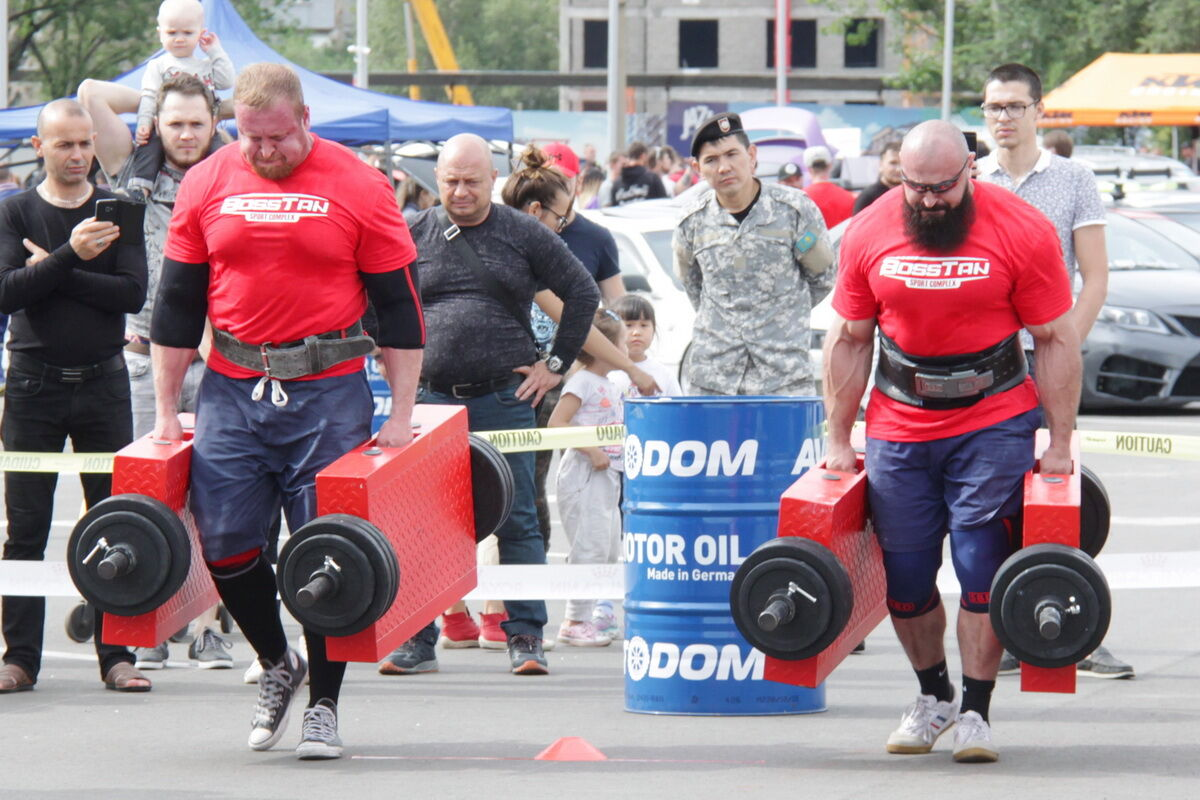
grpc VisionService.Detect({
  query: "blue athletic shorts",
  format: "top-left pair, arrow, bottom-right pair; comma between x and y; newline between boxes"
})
865,408 -> 1040,553
189,370 -> 372,562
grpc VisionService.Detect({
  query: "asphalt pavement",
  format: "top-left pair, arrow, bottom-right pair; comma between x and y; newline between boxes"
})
1,409 -> 1198,799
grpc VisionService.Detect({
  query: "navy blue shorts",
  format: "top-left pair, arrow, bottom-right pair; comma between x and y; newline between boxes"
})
865,408 -> 1039,553
189,370 -> 372,562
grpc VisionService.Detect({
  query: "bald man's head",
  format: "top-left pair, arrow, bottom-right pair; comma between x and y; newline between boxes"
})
436,134 -> 497,226
32,99 -> 96,190
898,121 -> 975,252
36,99 -> 91,139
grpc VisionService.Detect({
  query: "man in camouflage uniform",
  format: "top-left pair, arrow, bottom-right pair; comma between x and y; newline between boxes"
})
674,113 -> 834,395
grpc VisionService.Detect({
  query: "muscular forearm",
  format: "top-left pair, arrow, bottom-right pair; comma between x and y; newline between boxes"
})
378,347 -> 422,425
152,343 -> 199,421
822,323 -> 873,447
1032,335 -> 1081,447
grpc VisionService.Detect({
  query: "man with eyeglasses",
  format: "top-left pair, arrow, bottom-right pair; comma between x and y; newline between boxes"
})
675,112 -> 834,396
825,120 -> 1081,762
976,64 -> 1129,681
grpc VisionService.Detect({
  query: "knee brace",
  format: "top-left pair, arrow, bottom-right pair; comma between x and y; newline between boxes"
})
882,545 -> 943,619
950,518 -> 1017,613
207,547 -> 263,579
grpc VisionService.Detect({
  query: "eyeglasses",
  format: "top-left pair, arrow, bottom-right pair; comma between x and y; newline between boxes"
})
900,155 -> 970,195
534,204 -> 570,233
981,102 -> 1035,119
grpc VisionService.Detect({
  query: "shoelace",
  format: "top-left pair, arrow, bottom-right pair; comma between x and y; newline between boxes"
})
900,696 -> 937,732
957,713 -> 989,741
510,633 -> 541,651
198,630 -> 232,654
251,375 -> 289,407
252,657 -> 294,728
302,705 -> 337,741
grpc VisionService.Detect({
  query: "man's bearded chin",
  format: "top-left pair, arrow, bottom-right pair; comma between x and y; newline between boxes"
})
904,189 -> 975,252
253,159 -> 295,180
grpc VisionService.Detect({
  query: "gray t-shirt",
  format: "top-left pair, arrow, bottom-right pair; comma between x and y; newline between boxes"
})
119,158 -> 185,340
409,204 -> 600,386
977,149 -> 1106,286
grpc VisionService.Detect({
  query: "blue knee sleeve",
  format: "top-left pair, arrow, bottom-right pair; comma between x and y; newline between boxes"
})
950,518 -> 1018,612
882,545 -> 943,619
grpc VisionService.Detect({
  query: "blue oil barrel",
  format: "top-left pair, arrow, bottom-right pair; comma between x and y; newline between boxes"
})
623,396 -> 827,715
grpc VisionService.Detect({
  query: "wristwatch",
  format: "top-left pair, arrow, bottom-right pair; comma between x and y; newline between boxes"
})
544,354 -> 567,375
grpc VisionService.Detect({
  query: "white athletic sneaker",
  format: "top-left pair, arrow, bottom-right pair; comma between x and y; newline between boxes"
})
885,690 -> 960,754
953,711 -> 999,763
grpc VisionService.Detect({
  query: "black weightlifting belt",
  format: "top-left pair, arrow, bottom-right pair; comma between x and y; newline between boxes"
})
212,322 -> 376,381
874,331 -> 1027,410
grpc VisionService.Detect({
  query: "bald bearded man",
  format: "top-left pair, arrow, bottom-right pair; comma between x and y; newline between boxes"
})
824,120 -> 1081,763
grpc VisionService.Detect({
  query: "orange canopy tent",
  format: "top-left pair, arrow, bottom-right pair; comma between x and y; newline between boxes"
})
1040,53 -> 1200,127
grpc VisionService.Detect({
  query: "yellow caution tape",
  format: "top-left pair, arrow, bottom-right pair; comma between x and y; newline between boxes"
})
2,426 -> 1198,471
477,424 -> 626,453
0,452 -> 115,474
1076,430 -> 1200,460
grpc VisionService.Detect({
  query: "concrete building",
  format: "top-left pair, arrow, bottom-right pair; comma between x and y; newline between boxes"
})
559,0 -> 906,113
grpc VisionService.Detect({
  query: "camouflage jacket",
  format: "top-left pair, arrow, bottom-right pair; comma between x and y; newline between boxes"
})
673,182 -> 833,395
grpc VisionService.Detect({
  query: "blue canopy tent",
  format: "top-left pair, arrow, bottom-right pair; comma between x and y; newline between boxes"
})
0,0 -> 512,145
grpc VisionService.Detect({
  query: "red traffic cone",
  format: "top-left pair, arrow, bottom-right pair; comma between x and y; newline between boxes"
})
534,737 -> 608,761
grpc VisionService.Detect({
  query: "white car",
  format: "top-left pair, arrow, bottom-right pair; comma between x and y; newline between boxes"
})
579,207 -> 694,376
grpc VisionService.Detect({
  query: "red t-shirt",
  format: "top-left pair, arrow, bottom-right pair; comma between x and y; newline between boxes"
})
803,181 -> 855,229
165,134 -> 418,380
833,180 -> 1072,442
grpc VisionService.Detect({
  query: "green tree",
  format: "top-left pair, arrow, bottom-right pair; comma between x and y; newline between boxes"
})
271,0 -> 560,109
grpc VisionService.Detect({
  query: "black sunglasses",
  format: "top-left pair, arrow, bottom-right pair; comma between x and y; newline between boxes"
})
900,155 -> 971,195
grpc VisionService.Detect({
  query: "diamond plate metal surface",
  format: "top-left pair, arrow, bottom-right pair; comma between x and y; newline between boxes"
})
765,456 -> 888,688
320,404 -> 477,662
101,432 -> 219,647
1016,430 -> 1083,693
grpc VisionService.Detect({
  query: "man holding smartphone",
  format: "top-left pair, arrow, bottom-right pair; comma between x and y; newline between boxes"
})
0,99 -> 148,694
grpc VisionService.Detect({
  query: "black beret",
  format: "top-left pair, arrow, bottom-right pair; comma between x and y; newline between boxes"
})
690,112 -> 745,158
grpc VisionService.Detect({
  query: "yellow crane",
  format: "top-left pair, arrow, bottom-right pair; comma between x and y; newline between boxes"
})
408,0 -> 474,106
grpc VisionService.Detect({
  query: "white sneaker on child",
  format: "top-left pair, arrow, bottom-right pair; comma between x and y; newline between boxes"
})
557,620 -> 613,647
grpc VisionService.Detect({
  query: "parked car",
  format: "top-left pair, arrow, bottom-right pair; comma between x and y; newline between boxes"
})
1109,190 -> 1200,237
579,207 -> 694,375
815,210 -> 1200,409
1075,145 -> 1199,190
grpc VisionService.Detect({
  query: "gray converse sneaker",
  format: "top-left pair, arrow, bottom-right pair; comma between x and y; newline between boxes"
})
189,629 -> 234,669
886,690 -> 959,754
953,710 -> 999,763
297,699 -> 343,760
248,648 -> 308,751
1077,646 -> 1134,679
133,642 -> 169,670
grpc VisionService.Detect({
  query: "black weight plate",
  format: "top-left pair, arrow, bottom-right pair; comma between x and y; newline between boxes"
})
64,602 -> 94,643
279,530 -> 375,637
468,433 -> 515,542
990,543 -> 1111,669
1079,465 -> 1110,558
730,537 -> 853,661
327,513 -> 401,614
336,515 -> 400,626
67,494 -> 190,616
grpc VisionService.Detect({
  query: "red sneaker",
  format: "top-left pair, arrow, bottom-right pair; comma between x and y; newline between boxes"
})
439,609 -> 481,649
478,611 -> 508,650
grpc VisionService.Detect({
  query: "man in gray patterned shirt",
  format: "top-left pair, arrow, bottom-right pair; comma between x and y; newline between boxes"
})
978,62 -> 1131,680
674,112 -> 834,396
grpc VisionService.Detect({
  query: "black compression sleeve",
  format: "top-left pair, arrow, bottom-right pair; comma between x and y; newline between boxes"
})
150,257 -> 209,348
360,265 -> 425,349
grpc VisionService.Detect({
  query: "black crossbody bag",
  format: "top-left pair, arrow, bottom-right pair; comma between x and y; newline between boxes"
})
436,207 -> 540,352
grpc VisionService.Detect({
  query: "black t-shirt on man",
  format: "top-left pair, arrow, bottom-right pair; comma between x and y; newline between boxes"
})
0,188 -> 147,366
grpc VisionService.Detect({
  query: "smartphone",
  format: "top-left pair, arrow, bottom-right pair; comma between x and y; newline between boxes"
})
963,131 -> 978,155
95,197 -> 119,224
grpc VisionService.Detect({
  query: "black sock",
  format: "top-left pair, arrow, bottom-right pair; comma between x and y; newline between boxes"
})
210,556 -> 288,665
305,632 -> 345,708
961,675 -> 996,722
915,660 -> 953,702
